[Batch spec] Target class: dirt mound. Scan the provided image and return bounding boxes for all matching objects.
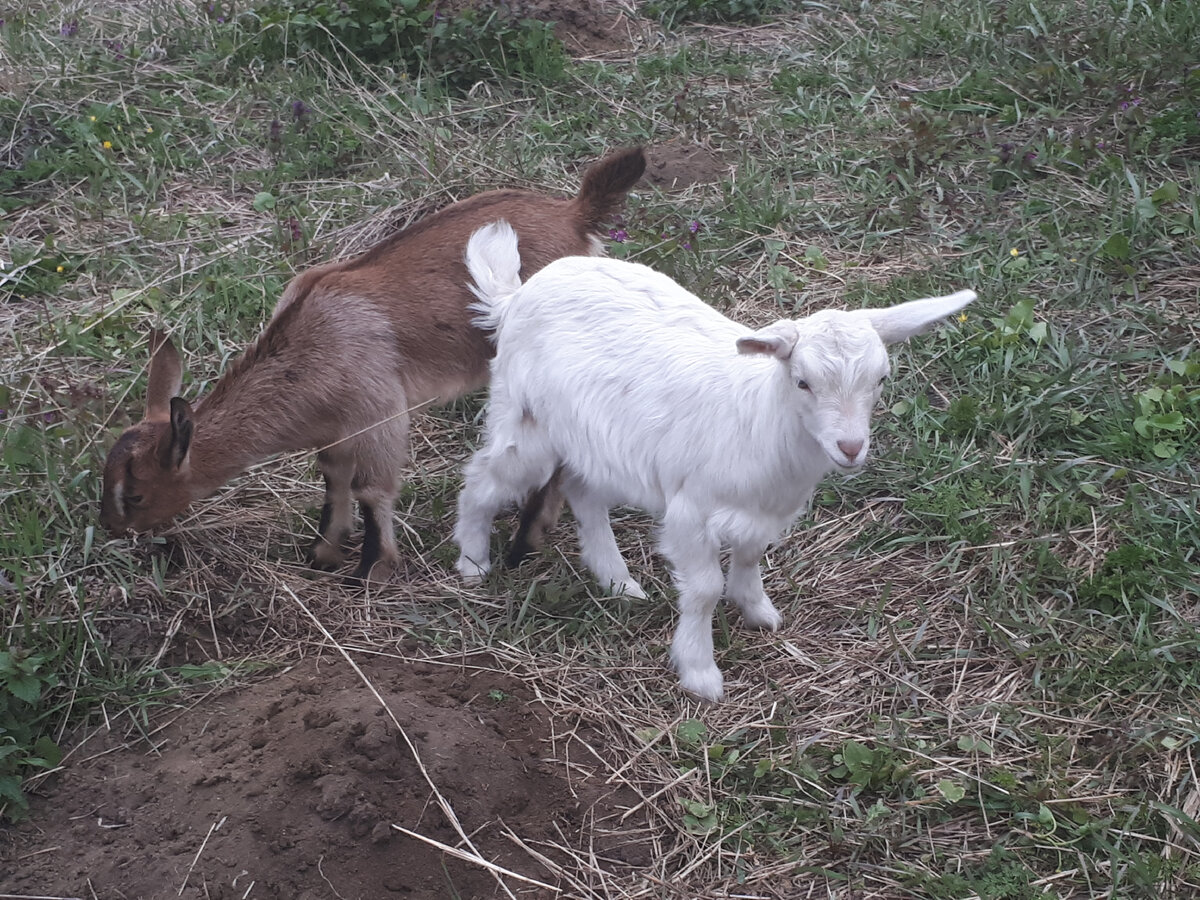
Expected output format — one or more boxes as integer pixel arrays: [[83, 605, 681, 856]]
[[2, 655, 647, 899], [445, 0, 640, 56], [644, 144, 728, 190]]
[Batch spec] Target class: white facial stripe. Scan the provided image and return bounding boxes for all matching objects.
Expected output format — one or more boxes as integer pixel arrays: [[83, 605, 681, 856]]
[[112, 480, 125, 518]]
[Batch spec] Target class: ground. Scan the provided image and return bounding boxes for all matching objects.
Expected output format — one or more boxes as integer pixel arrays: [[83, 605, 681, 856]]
[[4, 655, 648, 899]]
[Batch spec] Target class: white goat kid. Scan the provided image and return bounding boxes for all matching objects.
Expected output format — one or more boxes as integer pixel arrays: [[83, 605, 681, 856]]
[[455, 221, 976, 701]]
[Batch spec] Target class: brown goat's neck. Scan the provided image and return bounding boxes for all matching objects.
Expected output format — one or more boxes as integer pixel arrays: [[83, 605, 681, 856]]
[[186, 333, 308, 490]]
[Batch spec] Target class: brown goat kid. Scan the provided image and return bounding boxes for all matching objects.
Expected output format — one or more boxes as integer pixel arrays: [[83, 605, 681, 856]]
[[100, 147, 647, 580]]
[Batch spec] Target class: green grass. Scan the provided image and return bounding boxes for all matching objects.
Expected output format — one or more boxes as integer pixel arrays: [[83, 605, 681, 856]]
[[2, 0, 1198, 894]]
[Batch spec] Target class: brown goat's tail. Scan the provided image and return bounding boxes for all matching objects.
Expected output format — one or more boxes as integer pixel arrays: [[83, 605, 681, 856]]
[[572, 146, 646, 228]]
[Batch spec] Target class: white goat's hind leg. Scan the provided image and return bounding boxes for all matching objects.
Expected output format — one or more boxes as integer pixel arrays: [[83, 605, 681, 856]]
[[725, 541, 782, 631], [454, 456, 508, 583], [565, 477, 645, 599], [661, 516, 726, 701], [454, 443, 552, 584]]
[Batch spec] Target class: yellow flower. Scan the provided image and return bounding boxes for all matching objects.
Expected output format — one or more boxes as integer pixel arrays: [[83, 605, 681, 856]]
[[56, 265, 65, 273], [957, 312, 968, 323], [1010, 247, 1020, 257], [89, 115, 97, 122], [145, 125, 153, 133], [102, 140, 112, 149], [117, 125, 122, 132]]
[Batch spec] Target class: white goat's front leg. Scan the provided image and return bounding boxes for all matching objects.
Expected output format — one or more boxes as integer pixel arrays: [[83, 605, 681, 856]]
[[725, 541, 782, 631], [565, 477, 645, 599], [661, 514, 725, 701]]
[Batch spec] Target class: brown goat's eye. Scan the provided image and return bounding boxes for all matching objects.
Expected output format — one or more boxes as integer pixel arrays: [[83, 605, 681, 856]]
[[126, 494, 144, 507]]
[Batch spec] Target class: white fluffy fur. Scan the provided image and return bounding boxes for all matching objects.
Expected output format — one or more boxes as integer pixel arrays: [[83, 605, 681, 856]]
[[455, 221, 976, 701]]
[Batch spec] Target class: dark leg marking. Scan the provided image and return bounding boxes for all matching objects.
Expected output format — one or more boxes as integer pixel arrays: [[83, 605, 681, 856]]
[[355, 500, 382, 580], [504, 469, 563, 568]]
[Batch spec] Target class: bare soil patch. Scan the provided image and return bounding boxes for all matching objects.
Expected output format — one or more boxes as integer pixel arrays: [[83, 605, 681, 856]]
[[529, 0, 641, 55], [643, 143, 728, 190], [446, 0, 641, 56], [2, 654, 648, 899]]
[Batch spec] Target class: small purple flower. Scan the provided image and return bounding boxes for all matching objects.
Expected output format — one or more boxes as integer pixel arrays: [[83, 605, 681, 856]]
[[688, 220, 701, 234], [0, 408, 7, 420], [60, 20, 78, 38], [1119, 101, 1130, 111], [682, 241, 692, 250], [608, 228, 628, 242], [291, 100, 310, 122], [207, 2, 215, 11], [288, 216, 302, 242], [42, 411, 60, 425], [1097, 140, 1107, 150], [998, 142, 1014, 163], [216, 15, 225, 23], [1024, 150, 1038, 163]]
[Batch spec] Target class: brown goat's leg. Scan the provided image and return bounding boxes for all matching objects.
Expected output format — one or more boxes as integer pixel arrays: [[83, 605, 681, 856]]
[[355, 493, 399, 583], [311, 448, 354, 570], [349, 414, 408, 583], [504, 466, 565, 568]]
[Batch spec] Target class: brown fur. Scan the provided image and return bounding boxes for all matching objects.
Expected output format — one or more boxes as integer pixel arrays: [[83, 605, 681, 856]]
[[100, 147, 647, 580]]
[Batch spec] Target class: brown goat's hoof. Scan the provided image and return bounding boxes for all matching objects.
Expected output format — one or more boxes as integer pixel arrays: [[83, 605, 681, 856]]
[[308, 539, 347, 571], [350, 555, 401, 587], [502, 538, 534, 569]]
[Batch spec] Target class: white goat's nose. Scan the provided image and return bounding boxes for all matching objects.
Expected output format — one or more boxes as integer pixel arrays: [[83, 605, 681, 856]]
[[837, 439, 863, 460]]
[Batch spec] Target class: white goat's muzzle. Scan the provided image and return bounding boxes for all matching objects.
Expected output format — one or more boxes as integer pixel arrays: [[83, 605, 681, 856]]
[[826, 437, 869, 471]]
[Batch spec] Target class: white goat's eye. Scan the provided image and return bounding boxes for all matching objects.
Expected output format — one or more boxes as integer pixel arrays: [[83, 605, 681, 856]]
[[796, 379, 811, 392]]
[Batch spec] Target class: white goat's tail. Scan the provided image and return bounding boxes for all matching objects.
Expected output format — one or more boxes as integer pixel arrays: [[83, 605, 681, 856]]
[[465, 220, 523, 337]]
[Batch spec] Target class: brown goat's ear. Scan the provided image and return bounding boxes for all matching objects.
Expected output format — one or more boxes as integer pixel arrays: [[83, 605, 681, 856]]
[[145, 333, 183, 422], [157, 397, 194, 470]]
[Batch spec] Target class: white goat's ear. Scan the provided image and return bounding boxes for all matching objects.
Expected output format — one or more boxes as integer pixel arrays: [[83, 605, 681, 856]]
[[855, 289, 977, 345], [145, 331, 183, 422], [736, 321, 799, 359]]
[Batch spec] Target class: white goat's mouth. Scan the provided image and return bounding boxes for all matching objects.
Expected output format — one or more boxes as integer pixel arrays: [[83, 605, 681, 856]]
[[828, 452, 867, 472]]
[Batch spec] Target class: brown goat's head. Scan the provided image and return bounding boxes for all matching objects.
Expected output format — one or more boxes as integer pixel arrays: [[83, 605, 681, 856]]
[[99, 335, 197, 535]]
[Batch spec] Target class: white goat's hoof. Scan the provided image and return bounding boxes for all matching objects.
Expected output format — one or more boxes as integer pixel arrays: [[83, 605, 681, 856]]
[[739, 595, 782, 631], [676, 663, 724, 702], [612, 579, 647, 600], [455, 555, 491, 585]]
